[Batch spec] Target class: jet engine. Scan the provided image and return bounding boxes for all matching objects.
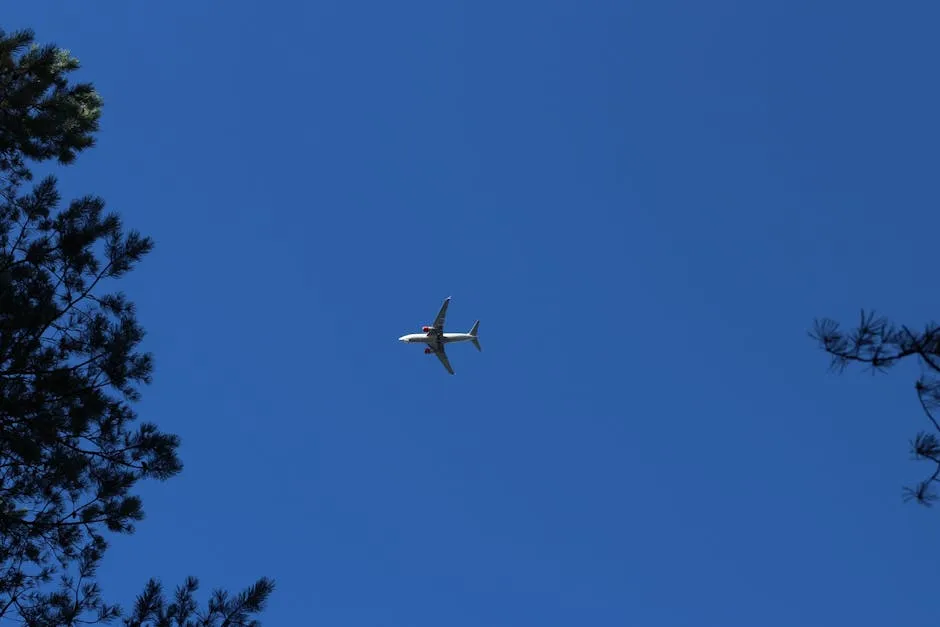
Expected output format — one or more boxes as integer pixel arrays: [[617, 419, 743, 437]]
[[422, 326, 433, 332], [424, 348, 433, 354]]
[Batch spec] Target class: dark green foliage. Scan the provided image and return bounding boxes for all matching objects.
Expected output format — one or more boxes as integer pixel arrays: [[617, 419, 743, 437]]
[[812, 309, 940, 506], [123, 576, 275, 627], [0, 28, 273, 624], [0, 28, 101, 189]]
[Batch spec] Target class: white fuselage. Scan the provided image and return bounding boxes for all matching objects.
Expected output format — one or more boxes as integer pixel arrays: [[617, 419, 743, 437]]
[[398, 333, 474, 344]]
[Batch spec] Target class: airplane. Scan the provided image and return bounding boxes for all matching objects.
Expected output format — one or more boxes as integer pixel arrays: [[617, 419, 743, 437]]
[[398, 297, 481, 375]]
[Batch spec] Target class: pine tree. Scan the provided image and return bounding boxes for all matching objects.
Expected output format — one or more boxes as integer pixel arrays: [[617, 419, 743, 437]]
[[812, 310, 940, 506], [0, 28, 273, 624]]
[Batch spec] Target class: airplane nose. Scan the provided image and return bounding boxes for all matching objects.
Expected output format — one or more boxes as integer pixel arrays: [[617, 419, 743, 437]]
[[398, 336, 407, 342]]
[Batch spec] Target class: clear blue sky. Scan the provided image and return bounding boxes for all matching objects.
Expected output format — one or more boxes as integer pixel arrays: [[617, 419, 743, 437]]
[[8, 1, 940, 625]]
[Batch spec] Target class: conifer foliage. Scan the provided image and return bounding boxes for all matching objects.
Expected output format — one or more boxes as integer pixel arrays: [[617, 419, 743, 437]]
[[812, 310, 940, 507], [0, 28, 273, 624]]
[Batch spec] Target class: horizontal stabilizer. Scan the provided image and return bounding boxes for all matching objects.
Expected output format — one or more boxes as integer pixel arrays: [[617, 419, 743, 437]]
[[469, 320, 481, 351]]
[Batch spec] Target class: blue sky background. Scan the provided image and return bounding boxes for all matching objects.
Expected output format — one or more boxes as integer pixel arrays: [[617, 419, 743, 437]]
[[7, 1, 940, 625]]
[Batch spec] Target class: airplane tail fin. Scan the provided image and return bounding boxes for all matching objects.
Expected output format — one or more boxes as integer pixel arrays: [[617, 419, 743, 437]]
[[469, 320, 481, 351]]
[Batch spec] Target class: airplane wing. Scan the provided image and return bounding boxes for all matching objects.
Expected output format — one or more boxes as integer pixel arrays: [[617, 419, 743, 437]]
[[431, 297, 450, 332], [430, 345, 455, 375]]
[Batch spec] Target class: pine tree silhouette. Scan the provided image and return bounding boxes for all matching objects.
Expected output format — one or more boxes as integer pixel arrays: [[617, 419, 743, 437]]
[[0, 28, 273, 624]]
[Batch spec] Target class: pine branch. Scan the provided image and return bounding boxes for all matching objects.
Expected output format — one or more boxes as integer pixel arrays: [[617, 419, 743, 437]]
[[0, 27, 274, 624], [812, 309, 940, 506]]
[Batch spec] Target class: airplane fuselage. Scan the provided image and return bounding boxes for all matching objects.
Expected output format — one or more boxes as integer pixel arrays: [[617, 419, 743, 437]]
[[398, 333, 475, 344]]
